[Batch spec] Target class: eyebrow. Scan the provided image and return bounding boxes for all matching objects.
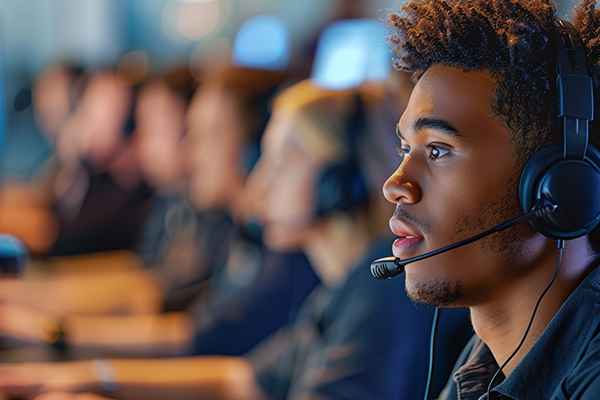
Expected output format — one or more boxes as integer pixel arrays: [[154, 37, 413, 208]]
[[396, 118, 463, 140]]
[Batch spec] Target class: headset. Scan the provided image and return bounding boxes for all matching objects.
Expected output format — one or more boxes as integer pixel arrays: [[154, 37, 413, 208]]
[[519, 19, 600, 239], [314, 93, 370, 217]]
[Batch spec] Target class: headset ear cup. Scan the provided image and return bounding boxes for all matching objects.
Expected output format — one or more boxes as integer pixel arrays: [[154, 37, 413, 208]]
[[315, 161, 369, 217], [519, 143, 600, 239]]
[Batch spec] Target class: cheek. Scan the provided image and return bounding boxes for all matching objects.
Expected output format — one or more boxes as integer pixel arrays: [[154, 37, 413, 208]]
[[271, 168, 317, 221], [405, 174, 522, 296], [262, 177, 315, 253], [188, 146, 226, 205], [266, 178, 312, 224], [139, 138, 162, 167], [189, 172, 225, 210], [443, 151, 516, 216], [88, 127, 121, 162]]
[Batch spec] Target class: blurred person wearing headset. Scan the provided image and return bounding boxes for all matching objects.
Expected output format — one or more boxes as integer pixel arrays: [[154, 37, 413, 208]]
[[0, 78, 472, 400], [47, 71, 154, 256], [0, 69, 319, 360]]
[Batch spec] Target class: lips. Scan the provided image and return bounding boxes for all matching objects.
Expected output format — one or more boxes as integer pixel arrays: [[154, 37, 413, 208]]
[[389, 217, 423, 258]]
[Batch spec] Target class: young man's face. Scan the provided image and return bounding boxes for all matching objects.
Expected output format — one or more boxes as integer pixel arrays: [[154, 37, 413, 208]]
[[383, 64, 541, 307]]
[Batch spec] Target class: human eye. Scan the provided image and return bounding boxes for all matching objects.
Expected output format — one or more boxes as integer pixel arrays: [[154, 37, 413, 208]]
[[428, 144, 450, 160]]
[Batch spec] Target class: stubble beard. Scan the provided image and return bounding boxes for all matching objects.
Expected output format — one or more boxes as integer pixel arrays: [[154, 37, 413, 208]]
[[405, 168, 530, 308], [408, 278, 463, 308]]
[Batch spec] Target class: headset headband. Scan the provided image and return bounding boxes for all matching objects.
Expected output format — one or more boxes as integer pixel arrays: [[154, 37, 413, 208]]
[[553, 20, 594, 160]]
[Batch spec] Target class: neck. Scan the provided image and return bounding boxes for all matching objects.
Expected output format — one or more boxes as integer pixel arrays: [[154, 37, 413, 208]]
[[304, 212, 371, 288], [471, 236, 597, 377], [154, 178, 186, 197]]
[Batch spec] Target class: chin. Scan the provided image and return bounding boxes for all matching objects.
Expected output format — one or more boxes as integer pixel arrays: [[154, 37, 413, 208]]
[[189, 195, 220, 213], [263, 227, 305, 254], [405, 270, 463, 308]]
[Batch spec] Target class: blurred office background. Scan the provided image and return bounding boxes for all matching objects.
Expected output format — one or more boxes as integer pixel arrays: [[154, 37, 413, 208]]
[[0, 0, 578, 181], [0, 0, 397, 180]]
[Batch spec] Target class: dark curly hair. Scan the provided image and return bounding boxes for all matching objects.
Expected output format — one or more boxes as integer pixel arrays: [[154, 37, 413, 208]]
[[388, 0, 600, 160]]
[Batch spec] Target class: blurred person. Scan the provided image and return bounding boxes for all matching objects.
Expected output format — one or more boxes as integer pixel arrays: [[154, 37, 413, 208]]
[[0, 78, 194, 330], [0, 78, 472, 400], [0, 78, 193, 343], [0, 67, 151, 258], [0, 68, 319, 360], [0, 65, 88, 255], [47, 71, 155, 256], [33, 65, 89, 146], [0, 70, 161, 328]]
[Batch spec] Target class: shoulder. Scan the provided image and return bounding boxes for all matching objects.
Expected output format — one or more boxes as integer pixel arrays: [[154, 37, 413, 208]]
[[323, 239, 435, 343], [557, 327, 600, 399], [323, 238, 406, 317], [579, 375, 600, 400]]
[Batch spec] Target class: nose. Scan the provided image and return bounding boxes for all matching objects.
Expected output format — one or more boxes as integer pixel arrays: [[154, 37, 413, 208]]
[[383, 155, 422, 205]]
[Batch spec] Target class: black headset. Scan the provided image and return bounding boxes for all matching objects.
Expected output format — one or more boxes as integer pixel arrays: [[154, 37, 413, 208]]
[[314, 93, 370, 217], [519, 20, 600, 240]]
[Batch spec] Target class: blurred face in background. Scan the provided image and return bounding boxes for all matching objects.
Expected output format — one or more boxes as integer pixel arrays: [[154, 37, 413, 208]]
[[57, 73, 132, 168], [186, 82, 247, 212], [134, 81, 186, 191], [34, 66, 73, 143], [247, 110, 326, 252]]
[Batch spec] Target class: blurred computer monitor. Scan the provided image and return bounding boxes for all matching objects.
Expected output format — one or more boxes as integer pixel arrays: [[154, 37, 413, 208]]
[[311, 19, 391, 90], [232, 14, 290, 72]]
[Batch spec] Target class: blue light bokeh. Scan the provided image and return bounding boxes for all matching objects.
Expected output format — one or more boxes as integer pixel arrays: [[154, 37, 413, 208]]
[[232, 15, 290, 71], [311, 19, 391, 90]]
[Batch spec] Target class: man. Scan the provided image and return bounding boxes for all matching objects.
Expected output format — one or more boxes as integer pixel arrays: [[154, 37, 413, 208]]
[[380, 0, 600, 398]]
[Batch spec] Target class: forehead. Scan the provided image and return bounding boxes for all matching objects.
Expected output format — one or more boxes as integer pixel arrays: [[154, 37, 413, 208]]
[[188, 85, 230, 121], [187, 84, 242, 141], [262, 113, 304, 158], [399, 64, 506, 142]]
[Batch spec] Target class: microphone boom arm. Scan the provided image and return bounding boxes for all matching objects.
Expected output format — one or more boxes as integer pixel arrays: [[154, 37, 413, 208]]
[[371, 198, 557, 280]]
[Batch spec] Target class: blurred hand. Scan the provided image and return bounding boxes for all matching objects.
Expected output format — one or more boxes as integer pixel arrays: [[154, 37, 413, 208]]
[[0, 302, 47, 343], [0, 361, 95, 398], [34, 392, 114, 400], [0, 278, 61, 315]]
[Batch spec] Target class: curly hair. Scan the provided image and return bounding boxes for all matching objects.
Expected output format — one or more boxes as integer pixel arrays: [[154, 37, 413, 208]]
[[387, 0, 600, 162]]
